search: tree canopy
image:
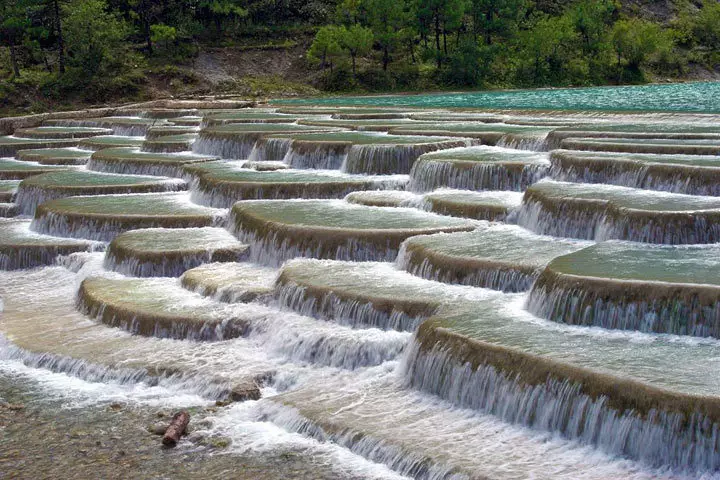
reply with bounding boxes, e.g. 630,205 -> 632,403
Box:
0,0 -> 717,105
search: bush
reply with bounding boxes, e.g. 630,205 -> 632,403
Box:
318,66 -> 357,91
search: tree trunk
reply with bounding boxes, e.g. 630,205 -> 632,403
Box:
351,52 -> 356,75
382,46 -> 389,71
42,51 -> 52,72
409,40 -> 416,63
434,12 -> 441,68
162,411 -> 190,446
443,25 -> 448,55
9,45 -> 20,77
485,11 -> 493,45
53,0 -> 65,74
145,19 -> 153,54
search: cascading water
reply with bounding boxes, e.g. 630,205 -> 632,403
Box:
4,98 -> 720,479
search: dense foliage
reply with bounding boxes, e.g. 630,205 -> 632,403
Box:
0,0 -> 718,107
309,0 -> 704,90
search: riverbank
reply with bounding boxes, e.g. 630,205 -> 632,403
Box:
0,364 -> 359,480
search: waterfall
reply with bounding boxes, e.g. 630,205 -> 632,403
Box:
549,151 -> 720,196
0,335 -> 234,400
516,192 -> 720,244
342,140 -> 467,175
256,402 -> 471,480
274,279 -> 429,332
496,132 -> 549,151
408,157 -> 548,192
104,246 -> 248,277
526,268 -> 720,337
400,330 -> 720,472
247,137 -> 293,162
282,140 -> 350,169
396,241 -> 538,293
193,131 -> 260,159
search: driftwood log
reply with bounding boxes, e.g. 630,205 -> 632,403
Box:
162,410 -> 190,446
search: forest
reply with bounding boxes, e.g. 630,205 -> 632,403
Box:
1,0 -> 719,112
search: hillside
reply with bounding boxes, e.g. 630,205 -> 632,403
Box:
1,0 -> 719,115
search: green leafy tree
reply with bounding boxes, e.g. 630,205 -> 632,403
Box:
414,0 -> 465,68
611,18 -> 674,81
517,14 -> 578,85
62,0 -> 129,77
691,1 -> 720,49
125,0 -> 164,54
570,0 -> 616,55
308,25 -> 343,71
150,23 -> 176,51
336,0 -> 363,24
470,0 -> 529,45
198,0 -> 248,35
338,24 -> 373,74
0,0 -> 32,76
364,0 -> 408,71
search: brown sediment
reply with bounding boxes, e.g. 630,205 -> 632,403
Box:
163,118 -> 201,127
547,130 -> 720,150
561,138 -> 720,156
232,203 -> 476,262
0,139 -> 80,157
389,128 -> 503,144
0,166 -> 69,180
275,268 -> 441,322
141,139 -> 194,153
16,181 -> 186,216
332,113 -> 409,120
529,265 -> 720,336
344,193 -> 410,208
414,318 -> 720,424
0,242 -> 94,270
180,272 -> 272,303
425,196 -> 511,221
549,150 -> 720,196
33,204 -> 218,242
203,117 -> 296,127
16,150 -> 91,166
195,175 -> 381,207
401,241 -> 538,292
145,127 -> 198,140
105,239 -> 249,277
77,278 -> 250,340
77,138 -> 143,151
136,109 -> 198,119
232,203 -> 474,259
89,150 -> 214,177
13,127 -> 113,139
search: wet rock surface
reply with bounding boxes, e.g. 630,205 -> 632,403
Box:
0,374 -> 361,480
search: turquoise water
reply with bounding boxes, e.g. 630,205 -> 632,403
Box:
275,82 -> 720,113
